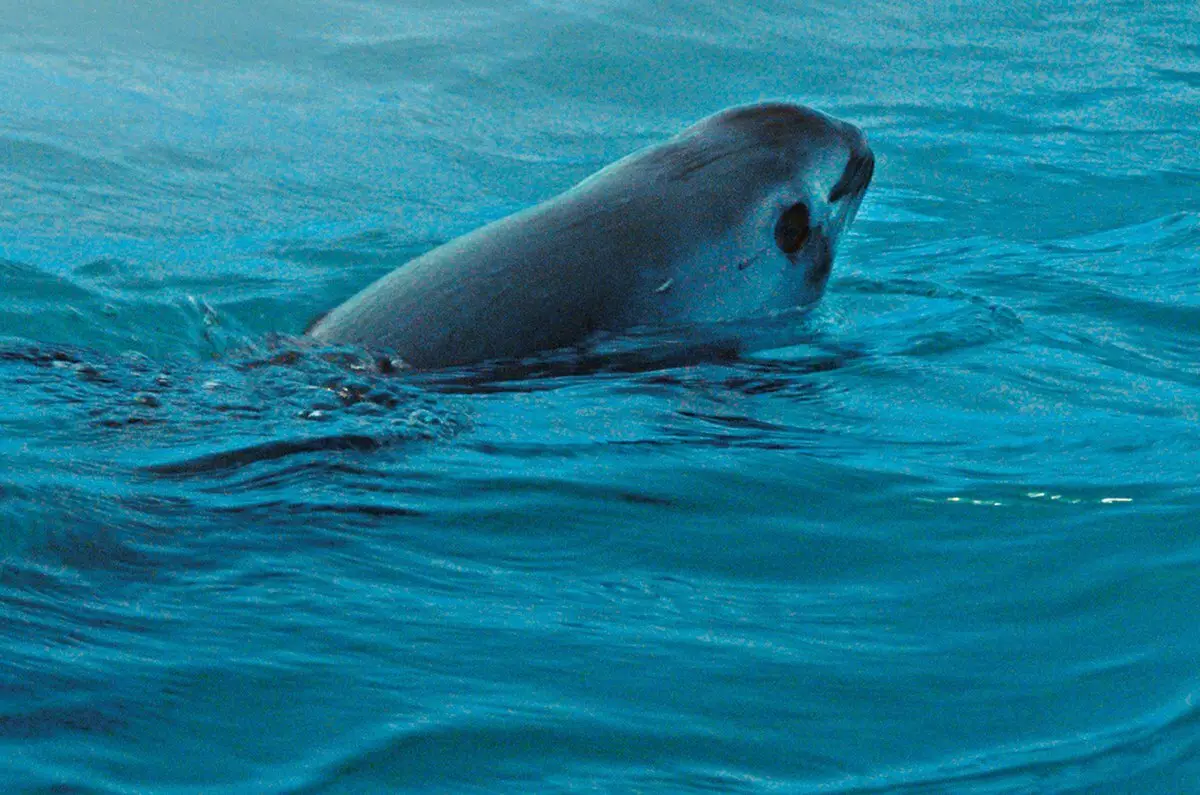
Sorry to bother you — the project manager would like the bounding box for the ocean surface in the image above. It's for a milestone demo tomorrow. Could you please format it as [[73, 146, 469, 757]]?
[[2, 1, 1198, 791]]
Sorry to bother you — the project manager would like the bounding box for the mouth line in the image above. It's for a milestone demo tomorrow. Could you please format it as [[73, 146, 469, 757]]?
[[803, 230, 834, 285]]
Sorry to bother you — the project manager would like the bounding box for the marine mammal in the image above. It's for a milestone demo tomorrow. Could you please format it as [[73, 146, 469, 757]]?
[[307, 102, 874, 369]]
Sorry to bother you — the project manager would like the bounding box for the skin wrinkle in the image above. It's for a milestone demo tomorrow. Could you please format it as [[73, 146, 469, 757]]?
[[661, 140, 766, 182]]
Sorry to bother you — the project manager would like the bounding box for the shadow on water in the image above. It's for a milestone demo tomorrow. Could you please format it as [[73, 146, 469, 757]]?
[[408, 309, 869, 395], [0, 311, 864, 484]]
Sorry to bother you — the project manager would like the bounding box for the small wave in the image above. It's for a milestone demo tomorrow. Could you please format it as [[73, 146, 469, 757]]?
[[0, 258, 94, 302], [834, 273, 1024, 359], [278, 715, 761, 795], [1044, 212, 1200, 257], [1154, 68, 1200, 88], [809, 687, 1200, 793], [142, 434, 387, 476], [0, 134, 131, 186], [264, 685, 1200, 793]]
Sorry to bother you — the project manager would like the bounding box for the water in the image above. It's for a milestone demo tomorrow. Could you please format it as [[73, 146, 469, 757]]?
[[2, 1, 1198, 791]]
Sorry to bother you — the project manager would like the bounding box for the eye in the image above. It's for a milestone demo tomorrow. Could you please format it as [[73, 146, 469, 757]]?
[[774, 202, 810, 254]]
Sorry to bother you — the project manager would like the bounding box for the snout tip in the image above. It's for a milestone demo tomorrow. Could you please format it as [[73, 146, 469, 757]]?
[[828, 142, 875, 203]]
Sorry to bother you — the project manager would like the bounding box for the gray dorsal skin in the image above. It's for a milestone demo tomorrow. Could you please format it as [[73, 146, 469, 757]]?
[[307, 102, 874, 369]]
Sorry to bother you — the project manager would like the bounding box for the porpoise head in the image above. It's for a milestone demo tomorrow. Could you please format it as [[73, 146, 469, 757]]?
[[601, 102, 875, 327]]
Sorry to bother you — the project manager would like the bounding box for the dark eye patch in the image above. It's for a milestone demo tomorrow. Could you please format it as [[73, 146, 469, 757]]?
[[774, 202, 810, 254]]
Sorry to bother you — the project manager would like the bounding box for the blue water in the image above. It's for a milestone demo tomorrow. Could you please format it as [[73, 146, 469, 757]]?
[[2, 1, 1199, 791]]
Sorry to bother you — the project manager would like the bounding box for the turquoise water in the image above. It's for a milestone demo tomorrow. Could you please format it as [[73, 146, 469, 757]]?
[[2, 1, 1199, 791]]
